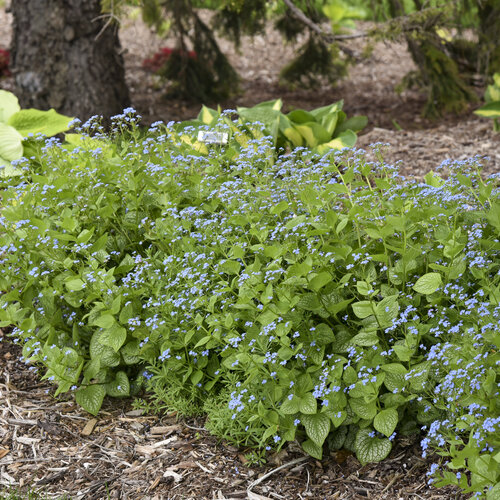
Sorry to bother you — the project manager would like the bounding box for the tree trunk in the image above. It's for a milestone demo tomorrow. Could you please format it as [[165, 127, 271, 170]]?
[[477, 0, 500, 75], [10, 0, 130, 121]]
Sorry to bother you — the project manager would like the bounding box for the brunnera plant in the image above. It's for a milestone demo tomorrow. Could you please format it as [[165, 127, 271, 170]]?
[[0, 110, 499, 498]]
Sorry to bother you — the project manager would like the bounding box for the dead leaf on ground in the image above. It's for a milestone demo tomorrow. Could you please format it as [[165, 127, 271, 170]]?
[[81, 418, 98, 436]]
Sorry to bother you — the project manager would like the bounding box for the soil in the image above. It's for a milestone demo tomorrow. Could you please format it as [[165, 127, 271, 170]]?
[[0, 4, 496, 499]]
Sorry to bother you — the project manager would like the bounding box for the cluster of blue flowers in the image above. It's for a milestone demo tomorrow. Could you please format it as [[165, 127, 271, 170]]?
[[0, 110, 499, 496]]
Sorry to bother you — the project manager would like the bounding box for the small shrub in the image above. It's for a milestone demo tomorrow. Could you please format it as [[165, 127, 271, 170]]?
[[0, 110, 499, 497]]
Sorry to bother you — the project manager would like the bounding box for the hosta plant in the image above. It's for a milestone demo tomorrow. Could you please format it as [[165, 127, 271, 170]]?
[[0, 90, 72, 177], [473, 73, 500, 131], [177, 98, 367, 154]]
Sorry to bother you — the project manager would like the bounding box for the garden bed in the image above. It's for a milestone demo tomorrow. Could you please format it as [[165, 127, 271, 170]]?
[[0, 330, 466, 499], [0, 5, 498, 499]]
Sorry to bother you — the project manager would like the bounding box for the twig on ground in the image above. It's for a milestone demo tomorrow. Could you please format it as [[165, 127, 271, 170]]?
[[247, 456, 309, 495]]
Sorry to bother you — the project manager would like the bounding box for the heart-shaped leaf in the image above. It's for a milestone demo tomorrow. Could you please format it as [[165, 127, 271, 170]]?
[[355, 429, 392, 465]]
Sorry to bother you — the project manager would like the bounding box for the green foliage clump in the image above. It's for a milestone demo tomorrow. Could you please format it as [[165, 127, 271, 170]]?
[[178, 98, 366, 154], [418, 39, 477, 118], [0, 90, 72, 177], [474, 73, 500, 131], [279, 37, 347, 88], [0, 110, 500, 497]]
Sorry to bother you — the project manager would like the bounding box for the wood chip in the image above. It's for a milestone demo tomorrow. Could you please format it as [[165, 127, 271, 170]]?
[[149, 424, 181, 435], [81, 418, 98, 436], [151, 436, 177, 448], [168, 460, 196, 470], [125, 409, 143, 417], [148, 476, 162, 491], [7, 418, 38, 426], [163, 470, 183, 482], [16, 436, 41, 445], [0, 448, 10, 459]]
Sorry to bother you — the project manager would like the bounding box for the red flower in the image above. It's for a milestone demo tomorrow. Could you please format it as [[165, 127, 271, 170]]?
[[0, 48, 10, 77], [142, 47, 197, 73]]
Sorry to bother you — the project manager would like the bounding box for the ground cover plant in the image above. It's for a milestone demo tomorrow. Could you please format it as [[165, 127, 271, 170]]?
[[0, 110, 499, 498]]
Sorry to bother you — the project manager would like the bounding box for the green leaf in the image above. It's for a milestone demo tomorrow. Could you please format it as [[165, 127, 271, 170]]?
[[470, 455, 498, 488], [299, 392, 317, 414], [356, 280, 372, 296], [328, 426, 347, 449], [0, 123, 23, 162], [297, 293, 321, 311], [373, 408, 398, 437], [301, 412, 331, 446], [335, 115, 368, 134], [0, 90, 21, 123], [269, 200, 288, 215], [8, 108, 73, 137], [381, 363, 407, 392], [105, 371, 130, 397], [77, 228, 94, 244], [424, 171, 444, 187], [408, 361, 431, 391], [349, 398, 377, 420], [354, 429, 392, 465], [316, 130, 357, 153], [309, 271, 331, 291], [413, 273, 442, 295], [309, 100, 343, 120], [281, 125, 303, 147], [376, 296, 400, 325], [219, 260, 241, 275], [75, 384, 106, 416], [486, 481, 500, 500], [287, 109, 316, 124], [121, 341, 140, 365], [93, 313, 116, 329], [83, 358, 101, 382], [474, 101, 500, 119], [197, 105, 219, 125], [352, 300, 373, 319], [98, 324, 127, 353], [393, 344, 414, 362], [280, 395, 300, 414], [294, 122, 331, 147], [0, 162, 23, 178], [301, 438, 323, 459], [317, 110, 339, 135], [352, 330, 379, 347], [65, 278, 85, 292], [238, 104, 281, 131], [313, 323, 335, 345]]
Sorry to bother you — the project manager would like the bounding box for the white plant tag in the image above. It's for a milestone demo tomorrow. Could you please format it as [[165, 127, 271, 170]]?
[[197, 130, 228, 144]]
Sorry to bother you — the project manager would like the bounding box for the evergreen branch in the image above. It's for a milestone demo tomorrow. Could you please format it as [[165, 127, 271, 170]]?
[[281, 0, 448, 50], [281, 0, 365, 42]]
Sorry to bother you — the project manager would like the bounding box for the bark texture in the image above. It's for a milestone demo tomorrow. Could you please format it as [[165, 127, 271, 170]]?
[[11, 0, 130, 121]]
